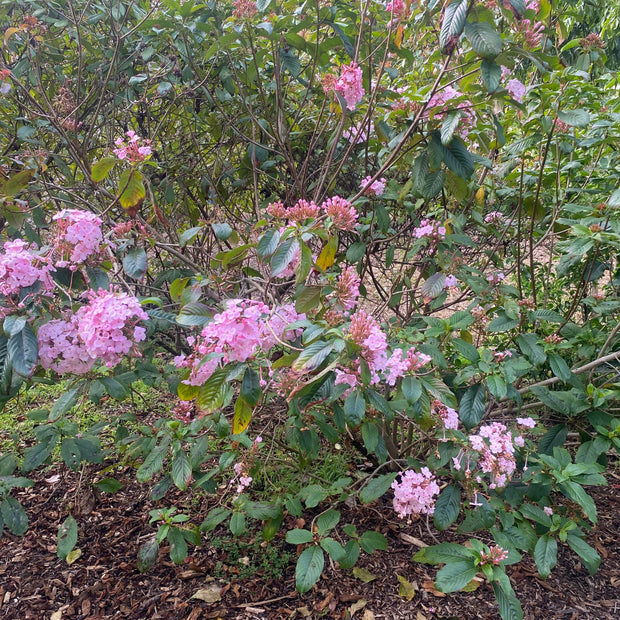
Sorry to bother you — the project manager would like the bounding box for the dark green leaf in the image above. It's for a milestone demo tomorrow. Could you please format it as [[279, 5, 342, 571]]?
[[557, 109, 590, 128], [434, 485, 461, 531], [566, 535, 601, 575], [517, 333, 546, 365], [359, 473, 397, 504], [534, 534, 557, 578], [137, 537, 159, 573], [171, 450, 192, 491], [359, 530, 388, 554], [0, 497, 28, 536], [257, 229, 280, 258], [168, 527, 188, 564], [240, 367, 260, 407], [8, 324, 37, 377], [439, 0, 468, 53], [464, 21, 503, 59], [481, 59, 501, 93], [295, 545, 324, 593], [344, 390, 365, 426], [435, 560, 478, 593], [57, 514, 78, 559]]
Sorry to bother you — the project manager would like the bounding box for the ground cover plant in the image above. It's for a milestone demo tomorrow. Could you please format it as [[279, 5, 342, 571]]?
[[1, 0, 620, 618]]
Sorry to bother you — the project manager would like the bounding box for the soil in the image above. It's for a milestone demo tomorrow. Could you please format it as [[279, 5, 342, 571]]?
[[1, 464, 619, 620]]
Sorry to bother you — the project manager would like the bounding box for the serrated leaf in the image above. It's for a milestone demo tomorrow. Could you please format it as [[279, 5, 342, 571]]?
[[240, 367, 260, 407], [123, 246, 148, 279], [136, 446, 166, 483], [1, 170, 34, 196], [359, 530, 388, 554], [90, 157, 117, 182], [171, 450, 191, 491], [566, 535, 600, 575], [459, 383, 486, 429], [452, 338, 479, 362], [557, 109, 590, 128], [316, 509, 340, 536], [344, 390, 366, 426], [168, 527, 188, 564], [49, 386, 79, 422], [464, 21, 503, 59], [421, 170, 446, 199], [320, 537, 346, 561], [281, 50, 301, 77], [295, 545, 324, 593], [439, 0, 468, 53], [441, 110, 462, 145], [517, 333, 546, 365], [433, 485, 460, 531], [481, 59, 501, 93], [119, 169, 145, 209], [421, 272, 446, 298], [271, 238, 300, 277], [200, 507, 231, 532], [8, 324, 37, 377], [179, 226, 204, 247], [57, 514, 78, 560], [492, 577, 524, 620], [360, 473, 397, 504], [257, 229, 280, 258], [442, 136, 475, 179], [435, 560, 478, 593], [292, 341, 333, 372], [414, 542, 473, 565], [93, 477, 122, 493], [534, 534, 557, 578], [176, 302, 212, 327]]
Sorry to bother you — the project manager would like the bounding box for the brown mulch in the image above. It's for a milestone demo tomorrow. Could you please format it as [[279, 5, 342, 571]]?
[[1, 465, 619, 620]]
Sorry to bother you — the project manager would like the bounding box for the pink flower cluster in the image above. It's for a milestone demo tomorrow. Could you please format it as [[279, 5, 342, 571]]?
[[175, 300, 304, 386], [112, 130, 151, 163], [0, 68, 11, 94], [360, 176, 386, 196], [392, 468, 440, 517], [0, 239, 54, 298], [507, 78, 526, 103], [444, 274, 458, 289], [385, 0, 407, 18], [479, 545, 509, 566], [469, 422, 519, 489], [514, 19, 545, 49], [426, 86, 475, 135], [323, 196, 358, 231], [52, 209, 104, 268], [383, 346, 431, 386], [492, 348, 512, 362], [413, 219, 446, 241], [342, 120, 374, 144], [329, 266, 361, 312], [233, 462, 253, 494], [335, 63, 364, 111], [267, 196, 358, 231], [484, 211, 505, 225], [38, 289, 147, 373], [432, 399, 459, 430], [487, 272, 505, 284]]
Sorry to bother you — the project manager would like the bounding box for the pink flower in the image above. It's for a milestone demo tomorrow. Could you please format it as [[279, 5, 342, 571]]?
[[38, 318, 95, 375], [516, 417, 536, 428], [360, 176, 386, 196], [469, 422, 517, 489], [392, 468, 440, 517], [484, 211, 505, 225], [413, 219, 446, 241], [335, 63, 364, 111], [233, 0, 257, 19], [432, 400, 459, 430], [52, 209, 104, 267], [487, 272, 505, 284], [444, 274, 458, 289], [426, 86, 475, 136], [112, 131, 151, 163], [76, 289, 148, 367], [322, 196, 358, 231], [385, 0, 407, 17], [480, 546, 509, 566], [544, 506, 554, 516], [342, 120, 374, 144], [507, 78, 526, 103], [0, 239, 54, 298], [330, 266, 360, 311], [287, 199, 320, 222]]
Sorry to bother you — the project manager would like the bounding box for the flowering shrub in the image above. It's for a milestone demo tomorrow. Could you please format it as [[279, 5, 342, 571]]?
[[1, 0, 619, 617]]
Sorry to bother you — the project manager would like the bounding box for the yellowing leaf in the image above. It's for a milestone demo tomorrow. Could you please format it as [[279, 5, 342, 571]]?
[[395, 25, 404, 48], [396, 574, 415, 601], [316, 235, 338, 271], [232, 397, 252, 435], [119, 169, 146, 209], [352, 567, 376, 583], [66, 548, 82, 565], [348, 598, 367, 617], [462, 576, 483, 592], [4, 27, 22, 46]]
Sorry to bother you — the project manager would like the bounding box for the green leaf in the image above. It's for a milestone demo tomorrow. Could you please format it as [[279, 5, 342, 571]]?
[[271, 238, 300, 277], [464, 21, 503, 59], [344, 390, 365, 426], [176, 302, 212, 327], [136, 445, 166, 483], [60, 438, 81, 470], [292, 341, 333, 372], [320, 537, 346, 562], [492, 575, 524, 620], [458, 383, 486, 429], [21, 442, 52, 472], [57, 514, 78, 560], [233, 397, 252, 435], [548, 353, 573, 383], [361, 421, 379, 453], [441, 110, 462, 145], [538, 424, 568, 454], [566, 535, 601, 575], [168, 527, 188, 564], [179, 226, 204, 247], [90, 157, 117, 182], [195, 367, 228, 411], [281, 49, 301, 77], [295, 545, 324, 593], [8, 324, 37, 377], [435, 560, 478, 593], [240, 367, 260, 407], [243, 501, 281, 520], [434, 484, 461, 531], [560, 480, 597, 523], [100, 376, 129, 399], [346, 242, 366, 263], [442, 136, 475, 179], [296, 242, 313, 284], [534, 534, 557, 579], [517, 333, 546, 365], [49, 386, 80, 422], [421, 272, 446, 298], [200, 507, 231, 532], [299, 484, 328, 508], [359, 473, 397, 504], [557, 109, 590, 128], [420, 169, 446, 199], [1, 497, 28, 536], [171, 450, 192, 491], [212, 222, 232, 240], [486, 375, 507, 400], [414, 542, 473, 565], [439, 0, 468, 54], [339, 540, 360, 569], [316, 509, 340, 536], [137, 537, 159, 573], [452, 338, 479, 362], [530, 386, 570, 415], [488, 313, 519, 332], [93, 477, 122, 493], [118, 169, 146, 209], [1, 170, 34, 196], [230, 511, 246, 536], [359, 530, 388, 554], [481, 59, 501, 93], [257, 229, 280, 258]]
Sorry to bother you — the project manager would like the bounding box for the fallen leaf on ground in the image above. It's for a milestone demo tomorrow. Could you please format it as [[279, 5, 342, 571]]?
[[190, 584, 222, 603], [348, 598, 367, 617], [396, 574, 415, 601], [352, 567, 376, 583]]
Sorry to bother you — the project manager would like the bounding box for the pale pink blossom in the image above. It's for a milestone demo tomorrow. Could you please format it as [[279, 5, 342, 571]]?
[[392, 468, 440, 517], [113, 130, 151, 163], [0, 239, 54, 298], [335, 63, 364, 111], [322, 196, 358, 231], [507, 78, 526, 103], [360, 176, 386, 196], [516, 416, 536, 428], [52, 209, 104, 267]]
